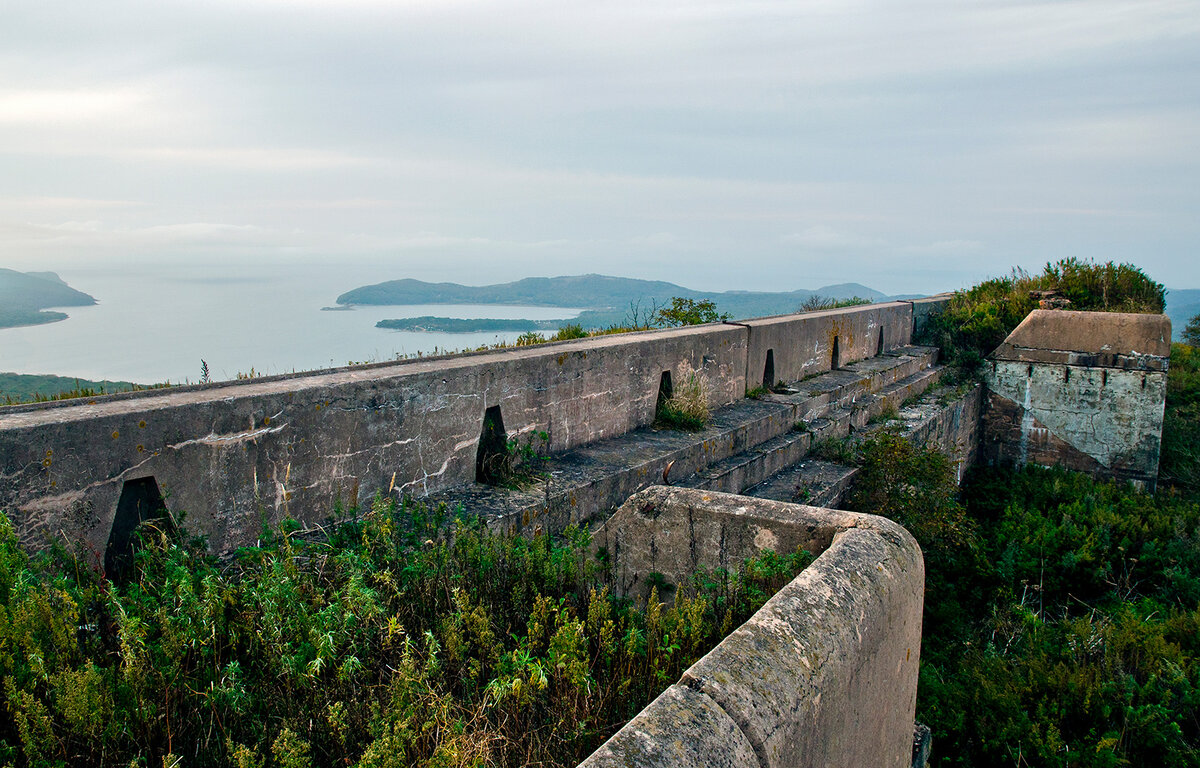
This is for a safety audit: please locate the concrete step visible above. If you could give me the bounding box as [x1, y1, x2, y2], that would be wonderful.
[421, 348, 942, 534]
[743, 379, 983, 508]
[744, 459, 859, 507]
[763, 345, 938, 424]
[681, 364, 944, 498]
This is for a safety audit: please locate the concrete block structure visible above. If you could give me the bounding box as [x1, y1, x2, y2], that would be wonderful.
[0, 301, 923, 556]
[982, 309, 1171, 489]
[582, 486, 924, 768]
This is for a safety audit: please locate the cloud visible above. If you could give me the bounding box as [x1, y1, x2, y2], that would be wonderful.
[0, 0, 1197, 293]
[782, 226, 884, 250]
[900, 240, 984, 256]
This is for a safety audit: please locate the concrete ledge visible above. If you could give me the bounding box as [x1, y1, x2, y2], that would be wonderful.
[578, 683, 760, 768]
[585, 487, 924, 768]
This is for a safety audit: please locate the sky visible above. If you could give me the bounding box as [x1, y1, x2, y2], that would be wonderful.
[1, 0, 1198, 296]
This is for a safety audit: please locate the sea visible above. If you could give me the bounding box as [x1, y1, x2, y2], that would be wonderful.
[0, 264, 581, 385]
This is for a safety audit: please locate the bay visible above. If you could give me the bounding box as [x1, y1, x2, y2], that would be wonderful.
[0, 264, 581, 385]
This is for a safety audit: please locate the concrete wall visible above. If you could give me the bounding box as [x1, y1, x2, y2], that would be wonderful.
[908, 294, 954, 337]
[742, 301, 913, 390]
[583, 486, 924, 768]
[1, 324, 745, 554]
[0, 301, 931, 556]
[983, 361, 1167, 488]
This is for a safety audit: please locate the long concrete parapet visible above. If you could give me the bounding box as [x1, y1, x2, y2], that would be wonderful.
[582, 486, 924, 768]
[1, 301, 917, 555]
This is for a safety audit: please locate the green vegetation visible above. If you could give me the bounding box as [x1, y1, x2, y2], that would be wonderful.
[1161, 342, 1200, 495]
[0, 497, 812, 768]
[654, 373, 710, 431]
[0, 372, 155, 406]
[845, 418, 1200, 765]
[918, 259, 1166, 373]
[651, 297, 730, 327]
[0, 270, 95, 330]
[798, 295, 872, 312]
[1184, 312, 1200, 348]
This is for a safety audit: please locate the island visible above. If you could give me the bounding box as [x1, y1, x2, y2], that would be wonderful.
[339, 273, 901, 332]
[0, 269, 97, 329]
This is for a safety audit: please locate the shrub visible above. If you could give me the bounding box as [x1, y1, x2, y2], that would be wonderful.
[652, 298, 730, 327]
[0, 499, 812, 768]
[1184, 313, 1200, 348]
[551, 323, 588, 341]
[918, 259, 1166, 373]
[799, 295, 872, 312]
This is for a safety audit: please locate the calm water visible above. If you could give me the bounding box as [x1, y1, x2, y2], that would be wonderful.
[0, 265, 581, 384]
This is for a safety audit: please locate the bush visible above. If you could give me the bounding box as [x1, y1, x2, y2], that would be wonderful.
[798, 295, 872, 312]
[652, 298, 729, 327]
[551, 323, 588, 341]
[1184, 313, 1200, 348]
[918, 259, 1166, 373]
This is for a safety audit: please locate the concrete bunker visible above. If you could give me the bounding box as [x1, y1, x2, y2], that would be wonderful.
[982, 309, 1171, 490]
[105, 476, 174, 581]
[475, 405, 510, 485]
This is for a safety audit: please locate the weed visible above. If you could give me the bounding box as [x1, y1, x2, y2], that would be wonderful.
[809, 436, 858, 465]
[655, 373, 709, 431]
[867, 402, 899, 425]
[479, 430, 551, 489]
[745, 385, 769, 399]
[793, 420, 811, 433]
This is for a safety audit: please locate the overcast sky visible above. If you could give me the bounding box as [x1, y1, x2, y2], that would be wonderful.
[2, 0, 1197, 295]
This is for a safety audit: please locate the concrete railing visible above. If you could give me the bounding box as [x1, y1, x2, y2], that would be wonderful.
[1, 302, 921, 554]
[582, 486, 924, 768]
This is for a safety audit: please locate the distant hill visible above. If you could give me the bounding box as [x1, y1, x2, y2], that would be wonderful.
[338, 274, 892, 325]
[0, 269, 96, 329]
[1167, 288, 1200, 340]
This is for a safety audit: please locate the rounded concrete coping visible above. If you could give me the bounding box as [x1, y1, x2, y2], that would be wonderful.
[581, 486, 925, 768]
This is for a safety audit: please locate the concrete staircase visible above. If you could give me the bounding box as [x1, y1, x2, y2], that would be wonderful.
[424, 345, 978, 531]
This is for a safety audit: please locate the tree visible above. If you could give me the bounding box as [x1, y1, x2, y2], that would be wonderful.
[1184, 313, 1200, 347]
[653, 297, 730, 327]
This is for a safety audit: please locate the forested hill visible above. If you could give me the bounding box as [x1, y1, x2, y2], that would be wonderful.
[336, 274, 894, 319]
[0, 269, 96, 329]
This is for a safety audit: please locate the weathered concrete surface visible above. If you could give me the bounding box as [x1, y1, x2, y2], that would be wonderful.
[1, 324, 746, 554]
[900, 382, 983, 483]
[0, 301, 944, 560]
[992, 309, 1171, 370]
[983, 310, 1170, 489]
[909, 293, 954, 336]
[743, 302, 913, 390]
[578, 683, 760, 768]
[747, 381, 983, 506]
[585, 487, 923, 768]
[427, 346, 943, 538]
